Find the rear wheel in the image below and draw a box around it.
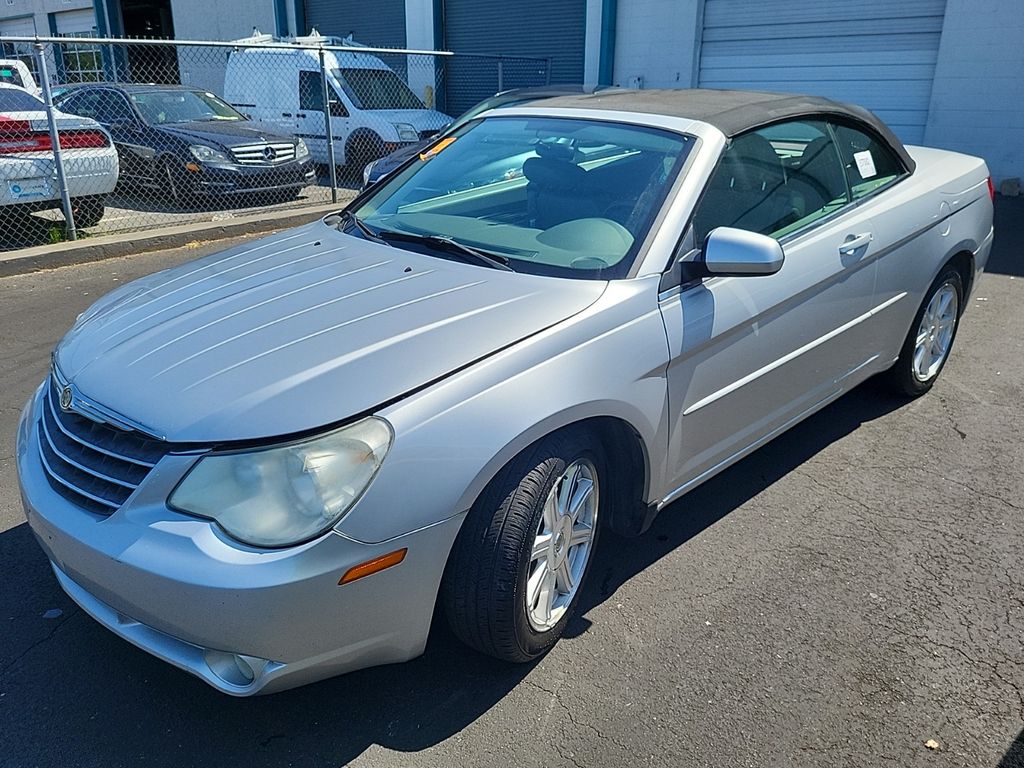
[70,196,105,228]
[886,266,963,397]
[442,431,603,662]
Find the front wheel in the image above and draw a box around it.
[886,266,963,397]
[442,431,603,662]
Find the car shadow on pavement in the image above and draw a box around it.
[987,196,1024,278]
[0,378,909,768]
[567,376,908,639]
[998,730,1024,767]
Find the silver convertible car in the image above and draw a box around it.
[16,90,994,695]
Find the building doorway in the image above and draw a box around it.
[120,0,179,83]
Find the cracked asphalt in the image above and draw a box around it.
[1,200,1022,768]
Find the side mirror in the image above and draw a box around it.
[110,119,137,132]
[703,227,784,277]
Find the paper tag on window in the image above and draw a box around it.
[854,150,877,179]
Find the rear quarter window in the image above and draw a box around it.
[830,122,907,200]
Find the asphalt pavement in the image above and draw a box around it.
[0,200,1021,768]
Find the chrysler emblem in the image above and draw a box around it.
[59,385,73,411]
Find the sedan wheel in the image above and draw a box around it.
[888,265,964,396]
[526,459,598,631]
[442,431,604,662]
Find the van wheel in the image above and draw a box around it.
[442,430,603,662]
[346,131,384,177]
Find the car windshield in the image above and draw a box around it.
[333,68,424,111]
[0,87,43,112]
[0,66,25,89]
[353,116,694,279]
[129,90,245,125]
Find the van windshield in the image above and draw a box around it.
[333,68,424,111]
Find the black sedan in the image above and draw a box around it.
[54,84,315,206]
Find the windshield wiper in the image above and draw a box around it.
[376,230,513,271]
[334,210,389,245]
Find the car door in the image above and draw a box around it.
[94,89,154,183]
[296,69,349,165]
[658,119,880,499]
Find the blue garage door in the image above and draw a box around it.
[442,0,583,115]
[303,0,407,48]
[698,0,947,144]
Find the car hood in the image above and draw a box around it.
[159,120,294,149]
[369,108,450,130]
[54,222,607,443]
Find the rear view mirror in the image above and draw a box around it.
[703,227,784,277]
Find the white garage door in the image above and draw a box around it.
[698,0,947,144]
[0,15,36,37]
[53,8,97,36]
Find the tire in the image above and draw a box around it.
[161,157,192,208]
[71,196,105,228]
[886,265,964,397]
[442,430,604,662]
[345,131,384,178]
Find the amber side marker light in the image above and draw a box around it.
[339,548,408,585]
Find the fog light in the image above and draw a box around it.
[204,649,262,686]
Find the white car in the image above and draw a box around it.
[0,84,119,228]
[0,59,40,97]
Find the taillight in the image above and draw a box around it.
[58,130,110,149]
[0,124,109,154]
[987,176,996,202]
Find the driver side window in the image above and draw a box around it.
[692,119,849,244]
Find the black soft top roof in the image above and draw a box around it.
[523,88,915,172]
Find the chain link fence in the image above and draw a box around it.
[0,35,550,251]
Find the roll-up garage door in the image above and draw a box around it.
[442,0,584,116]
[303,0,407,49]
[698,0,947,144]
[0,16,39,83]
[0,15,36,37]
[53,8,97,35]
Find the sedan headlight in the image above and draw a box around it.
[392,122,418,142]
[169,417,393,548]
[362,158,378,186]
[295,138,310,160]
[189,144,231,164]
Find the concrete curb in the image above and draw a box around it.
[0,200,350,277]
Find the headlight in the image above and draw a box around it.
[392,122,418,142]
[169,417,393,548]
[362,158,378,186]
[189,144,231,163]
[295,138,310,160]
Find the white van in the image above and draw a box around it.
[0,60,41,98]
[224,34,451,169]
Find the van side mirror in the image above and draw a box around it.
[702,227,784,277]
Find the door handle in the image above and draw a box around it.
[296,113,306,118]
[839,232,873,255]
[281,112,293,117]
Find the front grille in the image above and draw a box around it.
[38,378,169,515]
[230,142,297,166]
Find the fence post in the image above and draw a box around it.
[35,42,77,240]
[497,57,504,92]
[318,47,338,204]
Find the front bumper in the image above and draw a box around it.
[187,158,316,196]
[16,386,463,695]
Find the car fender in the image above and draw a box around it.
[335,276,672,544]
